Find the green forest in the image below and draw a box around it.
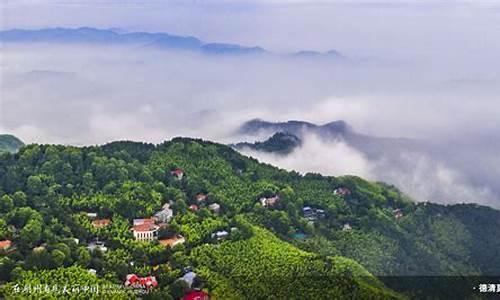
[1,138,499,299]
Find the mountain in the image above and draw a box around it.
[0,138,499,298]
[231,132,302,154]
[0,27,346,60]
[237,118,412,158]
[0,134,24,153]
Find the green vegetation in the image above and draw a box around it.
[0,135,24,154]
[0,138,499,299]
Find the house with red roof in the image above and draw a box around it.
[183,290,209,300]
[171,168,185,179]
[132,219,159,242]
[189,204,199,212]
[0,240,12,250]
[91,218,111,228]
[334,187,352,196]
[125,274,158,289]
[195,193,208,203]
[259,195,280,207]
[159,235,186,248]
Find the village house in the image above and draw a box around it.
[91,218,111,229]
[132,218,159,242]
[125,274,158,289]
[342,223,352,231]
[208,203,221,214]
[211,230,229,241]
[178,271,197,288]
[183,289,210,300]
[0,240,12,250]
[86,212,98,219]
[393,208,404,220]
[159,235,186,248]
[189,204,199,212]
[88,269,97,275]
[333,187,352,196]
[171,168,185,179]
[153,203,173,223]
[87,239,107,253]
[259,195,280,207]
[302,206,326,221]
[195,193,208,203]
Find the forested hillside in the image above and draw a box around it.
[0,138,499,299]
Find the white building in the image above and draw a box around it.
[132,219,159,242]
[208,203,221,214]
[154,203,174,223]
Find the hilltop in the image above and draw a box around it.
[0,138,499,298]
[0,134,24,154]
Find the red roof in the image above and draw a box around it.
[195,193,207,202]
[125,274,158,289]
[171,168,184,176]
[159,235,185,247]
[0,240,12,249]
[183,290,209,300]
[91,219,111,228]
[189,204,199,211]
[133,223,158,232]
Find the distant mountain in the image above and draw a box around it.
[0,134,24,153]
[291,49,346,60]
[231,132,302,154]
[0,27,345,59]
[237,119,420,159]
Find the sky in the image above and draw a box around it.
[1,0,500,207]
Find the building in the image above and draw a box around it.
[183,290,210,300]
[211,230,229,241]
[342,223,352,231]
[393,208,404,219]
[302,206,326,221]
[132,219,159,242]
[259,195,279,207]
[125,274,158,289]
[0,240,12,250]
[88,269,97,275]
[195,193,208,203]
[178,272,197,288]
[171,168,184,179]
[87,240,108,253]
[91,219,111,228]
[133,218,155,226]
[208,203,221,214]
[154,203,173,223]
[86,212,98,219]
[159,235,186,248]
[334,187,352,196]
[189,204,199,212]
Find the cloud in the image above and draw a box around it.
[240,133,372,178]
[2,0,500,209]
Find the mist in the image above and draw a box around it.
[2,0,500,207]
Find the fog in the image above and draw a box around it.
[2,0,500,207]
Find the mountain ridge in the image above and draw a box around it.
[0,27,346,59]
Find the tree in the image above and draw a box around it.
[0,194,14,212]
[12,191,27,207]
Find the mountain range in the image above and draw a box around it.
[0,27,346,59]
[237,119,422,159]
[1,137,499,299]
